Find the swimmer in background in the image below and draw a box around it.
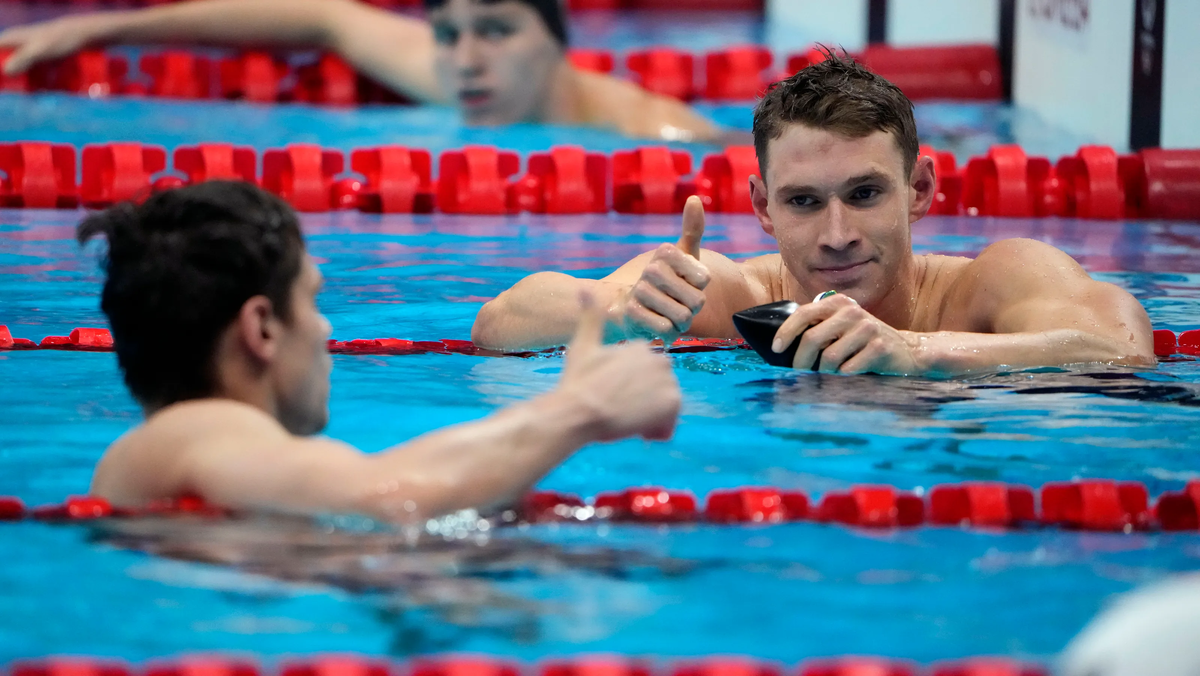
[472,52,1156,375]
[0,0,724,142]
[80,181,681,521]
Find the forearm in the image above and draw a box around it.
[910,329,1155,376]
[472,272,627,350]
[96,0,344,49]
[359,390,603,522]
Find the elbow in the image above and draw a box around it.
[471,298,507,350]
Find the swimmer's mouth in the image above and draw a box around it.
[815,260,871,274]
[459,89,494,107]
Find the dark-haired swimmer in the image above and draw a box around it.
[0,0,721,141]
[473,54,1156,375]
[80,181,680,521]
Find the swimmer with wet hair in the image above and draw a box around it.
[474,51,1156,375]
[0,0,721,141]
[79,180,681,521]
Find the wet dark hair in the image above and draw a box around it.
[77,181,305,410]
[423,0,568,46]
[753,48,919,180]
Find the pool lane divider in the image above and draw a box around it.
[1,654,1051,676]
[4,479,1200,533]
[0,42,1001,107]
[4,326,1199,359]
[0,140,1198,220]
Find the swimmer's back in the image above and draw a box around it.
[91,399,293,507]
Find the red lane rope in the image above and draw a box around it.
[0,42,996,106]
[3,655,1049,676]
[5,479,1200,533]
[0,140,1196,219]
[2,326,1197,358]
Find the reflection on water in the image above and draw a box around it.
[95,514,693,651]
[743,366,1200,422]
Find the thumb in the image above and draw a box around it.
[568,289,605,356]
[2,47,31,76]
[676,195,705,259]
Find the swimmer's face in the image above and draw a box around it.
[429,0,565,125]
[271,257,333,436]
[749,125,935,308]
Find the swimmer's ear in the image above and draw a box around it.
[235,295,280,362]
[909,155,937,223]
[749,175,775,238]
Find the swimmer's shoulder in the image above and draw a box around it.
[572,69,719,141]
[91,399,289,505]
[923,238,1077,331]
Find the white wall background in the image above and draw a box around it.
[888,0,1000,45]
[1162,1,1200,147]
[764,0,868,55]
[1013,0,1134,149]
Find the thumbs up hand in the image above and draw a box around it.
[615,196,711,342]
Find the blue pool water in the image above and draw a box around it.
[2,3,1200,670]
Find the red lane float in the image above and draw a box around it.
[351,146,435,213]
[594,487,699,522]
[81,143,168,207]
[1040,480,1151,531]
[801,659,915,676]
[1,658,1055,676]
[816,485,925,528]
[626,48,695,101]
[54,50,128,97]
[145,658,260,676]
[0,141,1194,219]
[695,145,759,213]
[37,327,114,351]
[139,51,212,99]
[704,46,773,100]
[567,49,615,74]
[705,487,808,523]
[514,146,609,214]
[7,480,1200,533]
[174,144,258,184]
[281,657,393,676]
[931,661,1047,676]
[218,51,287,103]
[1119,148,1200,221]
[437,146,521,215]
[0,142,79,208]
[928,483,1036,528]
[857,44,1001,101]
[920,145,963,216]
[612,147,693,214]
[261,145,345,212]
[293,54,359,106]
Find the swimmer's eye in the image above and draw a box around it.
[848,186,883,202]
[433,24,460,46]
[474,19,516,41]
[787,195,819,208]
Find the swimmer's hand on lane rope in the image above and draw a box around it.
[613,195,710,343]
[770,290,923,374]
[563,290,681,442]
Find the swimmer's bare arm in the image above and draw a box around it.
[773,238,1156,375]
[93,300,679,523]
[924,238,1155,371]
[472,198,768,350]
[0,0,445,103]
[574,70,723,142]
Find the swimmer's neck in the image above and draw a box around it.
[530,59,585,125]
[778,253,929,330]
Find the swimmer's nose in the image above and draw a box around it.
[452,32,486,76]
[818,200,862,252]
